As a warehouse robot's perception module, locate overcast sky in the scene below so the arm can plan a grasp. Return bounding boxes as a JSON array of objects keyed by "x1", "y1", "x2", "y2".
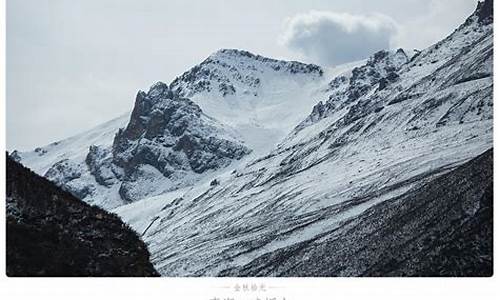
[{"x1": 7, "y1": 0, "x2": 478, "y2": 150}]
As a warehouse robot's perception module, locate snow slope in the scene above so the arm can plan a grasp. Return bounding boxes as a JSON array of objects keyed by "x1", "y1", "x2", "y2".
[
  {"x1": 14, "y1": 114, "x2": 129, "y2": 175},
  {"x1": 14, "y1": 115, "x2": 130, "y2": 209},
  {"x1": 114, "y1": 3, "x2": 493, "y2": 276},
  {"x1": 171, "y1": 49, "x2": 344, "y2": 153}
]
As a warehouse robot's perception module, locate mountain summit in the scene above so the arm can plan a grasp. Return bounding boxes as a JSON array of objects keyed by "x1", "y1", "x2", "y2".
[{"x1": 170, "y1": 48, "x2": 323, "y2": 99}]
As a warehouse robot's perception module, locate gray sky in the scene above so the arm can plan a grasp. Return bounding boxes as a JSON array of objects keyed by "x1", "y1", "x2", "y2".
[{"x1": 7, "y1": 0, "x2": 477, "y2": 150}]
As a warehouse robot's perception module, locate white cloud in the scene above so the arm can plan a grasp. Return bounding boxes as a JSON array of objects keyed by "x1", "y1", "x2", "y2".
[{"x1": 279, "y1": 11, "x2": 398, "y2": 66}]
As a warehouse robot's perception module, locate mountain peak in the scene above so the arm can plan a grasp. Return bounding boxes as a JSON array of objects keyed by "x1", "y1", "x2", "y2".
[
  {"x1": 207, "y1": 48, "x2": 323, "y2": 72},
  {"x1": 110, "y1": 80, "x2": 251, "y2": 201},
  {"x1": 209, "y1": 48, "x2": 260, "y2": 60},
  {"x1": 208, "y1": 48, "x2": 287, "y2": 64},
  {"x1": 476, "y1": 0, "x2": 493, "y2": 24},
  {"x1": 148, "y1": 81, "x2": 169, "y2": 92},
  {"x1": 170, "y1": 48, "x2": 323, "y2": 98},
  {"x1": 462, "y1": 0, "x2": 494, "y2": 27}
]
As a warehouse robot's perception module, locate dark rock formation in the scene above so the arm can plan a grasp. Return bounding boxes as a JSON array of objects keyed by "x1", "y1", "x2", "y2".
[
  {"x1": 477, "y1": 0, "x2": 493, "y2": 24},
  {"x1": 113, "y1": 82, "x2": 249, "y2": 173},
  {"x1": 86, "y1": 145, "x2": 122, "y2": 187},
  {"x1": 44, "y1": 159, "x2": 82, "y2": 184},
  {"x1": 111, "y1": 82, "x2": 250, "y2": 202},
  {"x1": 6, "y1": 155, "x2": 159, "y2": 276}
]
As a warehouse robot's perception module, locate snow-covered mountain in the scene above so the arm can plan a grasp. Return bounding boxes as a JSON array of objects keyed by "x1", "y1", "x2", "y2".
[
  {"x1": 13, "y1": 115, "x2": 130, "y2": 209},
  {"x1": 16, "y1": 82, "x2": 255, "y2": 209},
  {"x1": 170, "y1": 48, "x2": 332, "y2": 152},
  {"x1": 113, "y1": 1, "x2": 492, "y2": 275},
  {"x1": 15, "y1": 0, "x2": 493, "y2": 276},
  {"x1": 15, "y1": 50, "x2": 339, "y2": 209}
]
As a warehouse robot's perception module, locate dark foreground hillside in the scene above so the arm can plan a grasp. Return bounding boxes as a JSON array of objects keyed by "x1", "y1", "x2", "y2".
[
  {"x1": 6, "y1": 155, "x2": 159, "y2": 276},
  {"x1": 223, "y1": 149, "x2": 493, "y2": 277}
]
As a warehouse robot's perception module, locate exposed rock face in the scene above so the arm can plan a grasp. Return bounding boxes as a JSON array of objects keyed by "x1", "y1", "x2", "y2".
[
  {"x1": 44, "y1": 159, "x2": 82, "y2": 185},
  {"x1": 86, "y1": 145, "x2": 121, "y2": 187},
  {"x1": 221, "y1": 149, "x2": 493, "y2": 276},
  {"x1": 6, "y1": 156, "x2": 159, "y2": 276},
  {"x1": 113, "y1": 82, "x2": 249, "y2": 173},
  {"x1": 111, "y1": 82, "x2": 251, "y2": 202},
  {"x1": 297, "y1": 49, "x2": 408, "y2": 130},
  {"x1": 9, "y1": 150, "x2": 21, "y2": 162},
  {"x1": 477, "y1": 0, "x2": 493, "y2": 24}
]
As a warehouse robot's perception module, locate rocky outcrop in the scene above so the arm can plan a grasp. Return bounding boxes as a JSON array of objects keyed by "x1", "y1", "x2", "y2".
[
  {"x1": 6, "y1": 156, "x2": 159, "y2": 276},
  {"x1": 111, "y1": 82, "x2": 251, "y2": 202},
  {"x1": 477, "y1": 0, "x2": 493, "y2": 24},
  {"x1": 296, "y1": 49, "x2": 408, "y2": 130},
  {"x1": 44, "y1": 159, "x2": 82, "y2": 185},
  {"x1": 85, "y1": 145, "x2": 122, "y2": 187},
  {"x1": 340, "y1": 48, "x2": 407, "y2": 104}
]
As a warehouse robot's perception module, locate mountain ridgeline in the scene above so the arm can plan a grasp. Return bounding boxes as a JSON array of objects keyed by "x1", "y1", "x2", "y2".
[
  {"x1": 13, "y1": 0, "x2": 493, "y2": 277},
  {"x1": 13, "y1": 49, "x2": 327, "y2": 209},
  {"x1": 170, "y1": 48, "x2": 323, "y2": 99}
]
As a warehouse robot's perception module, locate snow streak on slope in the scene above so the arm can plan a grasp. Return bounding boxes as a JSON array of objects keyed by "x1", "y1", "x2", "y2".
[{"x1": 115, "y1": 5, "x2": 493, "y2": 276}]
